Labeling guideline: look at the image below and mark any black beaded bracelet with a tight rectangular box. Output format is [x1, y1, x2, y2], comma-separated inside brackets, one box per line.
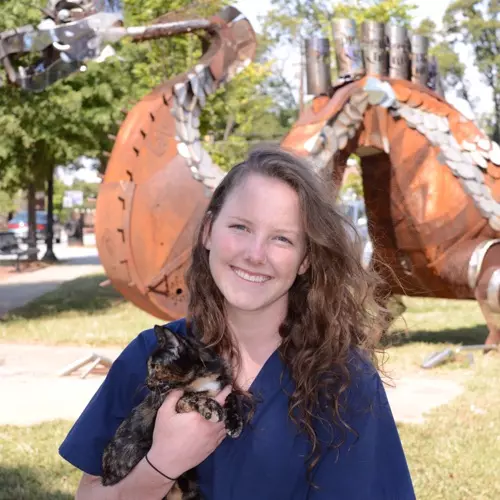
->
[145, 454, 178, 482]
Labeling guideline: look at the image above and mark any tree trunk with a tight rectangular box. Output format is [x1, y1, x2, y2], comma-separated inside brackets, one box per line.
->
[27, 183, 37, 261]
[42, 166, 57, 262]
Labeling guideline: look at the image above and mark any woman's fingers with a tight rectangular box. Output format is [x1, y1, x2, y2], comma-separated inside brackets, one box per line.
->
[159, 389, 184, 416]
[214, 385, 233, 405]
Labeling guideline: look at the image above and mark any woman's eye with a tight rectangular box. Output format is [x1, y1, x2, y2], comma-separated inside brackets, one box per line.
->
[275, 235, 292, 244]
[229, 224, 247, 231]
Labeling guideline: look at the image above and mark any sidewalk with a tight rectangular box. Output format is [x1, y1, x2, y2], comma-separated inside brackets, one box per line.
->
[0, 342, 465, 426]
[0, 246, 103, 317]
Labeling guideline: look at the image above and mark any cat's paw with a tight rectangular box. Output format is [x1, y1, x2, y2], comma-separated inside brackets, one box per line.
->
[223, 392, 244, 438]
[196, 398, 224, 423]
[200, 405, 224, 423]
[225, 414, 244, 438]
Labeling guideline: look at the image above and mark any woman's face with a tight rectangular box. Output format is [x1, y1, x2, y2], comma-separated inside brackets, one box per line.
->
[204, 173, 309, 315]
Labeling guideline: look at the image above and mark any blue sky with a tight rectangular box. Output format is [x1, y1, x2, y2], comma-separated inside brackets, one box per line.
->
[235, 0, 490, 120]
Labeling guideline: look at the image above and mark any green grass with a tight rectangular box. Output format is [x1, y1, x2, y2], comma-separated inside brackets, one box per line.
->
[0, 278, 499, 498]
[0, 273, 157, 346]
[0, 421, 79, 500]
[399, 353, 500, 500]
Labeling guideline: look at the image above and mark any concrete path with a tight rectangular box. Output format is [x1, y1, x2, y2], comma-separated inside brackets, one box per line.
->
[0, 342, 465, 427]
[0, 245, 103, 317]
[384, 374, 464, 424]
[0, 343, 121, 426]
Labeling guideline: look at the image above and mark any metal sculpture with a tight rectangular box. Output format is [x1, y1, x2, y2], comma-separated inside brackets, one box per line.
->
[2, 5, 500, 347]
[95, 6, 256, 319]
[282, 27, 500, 347]
[1, 1, 256, 320]
[0, 1, 124, 91]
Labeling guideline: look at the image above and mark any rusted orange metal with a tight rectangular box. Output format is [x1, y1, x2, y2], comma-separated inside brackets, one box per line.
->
[281, 76, 500, 344]
[97, 9, 500, 345]
[95, 6, 256, 319]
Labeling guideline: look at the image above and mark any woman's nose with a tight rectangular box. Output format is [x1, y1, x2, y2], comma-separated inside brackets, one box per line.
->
[244, 235, 267, 264]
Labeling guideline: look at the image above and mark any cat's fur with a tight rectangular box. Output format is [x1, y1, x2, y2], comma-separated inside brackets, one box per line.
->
[101, 324, 243, 499]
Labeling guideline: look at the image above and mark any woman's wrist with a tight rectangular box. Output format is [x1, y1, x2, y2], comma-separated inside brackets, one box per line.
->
[113, 457, 174, 500]
[147, 445, 186, 481]
[145, 454, 178, 481]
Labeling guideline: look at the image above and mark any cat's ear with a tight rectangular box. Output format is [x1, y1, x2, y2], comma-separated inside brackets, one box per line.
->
[154, 325, 182, 354]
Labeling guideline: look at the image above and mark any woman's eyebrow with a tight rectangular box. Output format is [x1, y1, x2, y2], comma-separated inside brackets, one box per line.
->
[227, 216, 300, 235]
[227, 215, 253, 225]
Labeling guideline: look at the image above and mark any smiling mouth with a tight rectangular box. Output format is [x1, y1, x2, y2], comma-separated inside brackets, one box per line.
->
[231, 266, 272, 283]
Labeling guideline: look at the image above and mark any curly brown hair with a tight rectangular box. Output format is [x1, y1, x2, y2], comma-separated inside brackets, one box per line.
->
[186, 146, 389, 471]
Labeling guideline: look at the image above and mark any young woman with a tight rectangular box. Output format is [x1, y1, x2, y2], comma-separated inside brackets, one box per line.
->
[60, 147, 415, 499]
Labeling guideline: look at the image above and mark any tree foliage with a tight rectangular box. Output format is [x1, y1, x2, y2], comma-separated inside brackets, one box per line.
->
[0, 0, 134, 191]
[442, 0, 500, 141]
[0, 0, 285, 192]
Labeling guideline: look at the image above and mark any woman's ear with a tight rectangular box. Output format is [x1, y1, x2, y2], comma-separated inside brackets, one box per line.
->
[298, 254, 310, 275]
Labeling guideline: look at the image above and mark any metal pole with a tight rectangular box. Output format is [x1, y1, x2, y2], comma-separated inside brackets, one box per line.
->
[304, 37, 332, 96]
[331, 19, 365, 81]
[387, 25, 410, 80]
[411, 34, 429, 86]
[361, 21, 388, 76]
[43, 165, 57, 262]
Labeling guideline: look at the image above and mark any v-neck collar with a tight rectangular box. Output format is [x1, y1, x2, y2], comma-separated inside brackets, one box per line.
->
[246, 348, 293, 423]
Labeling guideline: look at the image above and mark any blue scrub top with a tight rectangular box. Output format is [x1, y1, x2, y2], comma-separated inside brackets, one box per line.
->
[59, 319, 415, 499]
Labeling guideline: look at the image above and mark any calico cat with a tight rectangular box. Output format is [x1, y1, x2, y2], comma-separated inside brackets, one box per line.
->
[101, 324, 243, 499]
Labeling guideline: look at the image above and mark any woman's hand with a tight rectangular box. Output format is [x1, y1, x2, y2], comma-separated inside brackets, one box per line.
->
[147, 385, 232, 479]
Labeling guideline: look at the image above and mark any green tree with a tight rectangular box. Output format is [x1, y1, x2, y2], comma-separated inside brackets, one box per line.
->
[0, 0, 280, 184]
[202, 61, 290, 170]
[442, 0, 500, 141]
[0, 0, 136, 256]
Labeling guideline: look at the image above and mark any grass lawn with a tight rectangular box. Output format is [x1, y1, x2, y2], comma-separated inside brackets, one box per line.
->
[1, 275, 499, 499]
[0, 273, 156, 346]
[0, 421, 78, 500]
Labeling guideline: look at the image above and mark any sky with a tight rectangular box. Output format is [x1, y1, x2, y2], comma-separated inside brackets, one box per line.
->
[234, 0, 491, 120]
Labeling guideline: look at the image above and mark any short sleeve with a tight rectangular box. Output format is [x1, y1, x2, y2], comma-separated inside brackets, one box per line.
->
[308, 363, 415, 500]
[58, 318, 187, 476]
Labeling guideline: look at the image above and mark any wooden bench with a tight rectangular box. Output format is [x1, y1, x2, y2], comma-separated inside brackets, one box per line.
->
[0, 231, 38, 271]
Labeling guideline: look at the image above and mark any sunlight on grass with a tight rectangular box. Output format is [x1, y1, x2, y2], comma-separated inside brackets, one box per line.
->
[0, 421, 79, 500]
[0, 274, 158, 346]
[398, 353, 500, 500]
[381, 296, 489, 375]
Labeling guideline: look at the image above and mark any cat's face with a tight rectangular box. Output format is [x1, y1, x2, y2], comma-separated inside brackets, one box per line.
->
[146, 325, 223, 390]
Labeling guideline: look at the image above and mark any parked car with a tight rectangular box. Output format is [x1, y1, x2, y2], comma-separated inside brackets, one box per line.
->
[7, 210, 62, 243]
